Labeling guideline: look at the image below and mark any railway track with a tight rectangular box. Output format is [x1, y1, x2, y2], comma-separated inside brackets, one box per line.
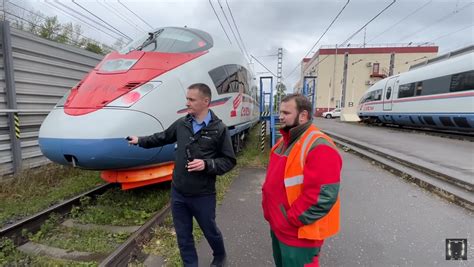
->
[0, 183, 171, 266]
[323, 130, 474, 212]
[0, 183, 114, 245]
[362, 122, 474, 142]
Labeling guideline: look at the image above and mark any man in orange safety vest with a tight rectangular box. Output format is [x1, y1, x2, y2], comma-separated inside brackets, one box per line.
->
[262, 94, 342, 267]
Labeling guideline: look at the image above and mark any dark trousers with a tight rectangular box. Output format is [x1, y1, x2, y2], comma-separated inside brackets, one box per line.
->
[171, 186, 226, 267]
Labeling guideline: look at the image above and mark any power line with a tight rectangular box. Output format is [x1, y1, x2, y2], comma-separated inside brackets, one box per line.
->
[285, 0, 351, 80]
[208, 0, 232, 44]
[366, 0, 432, 45]
[216, 0, 244, 55]
[340, 0, 396, 47]
[45, 0, 123, 41]
[7, 0, 85, 39]
[251, 55, 278, 77]
[398, 1, 473, 42]
[287, 0, 397, 82]
[97, 0, 146, 33]
[430, 24, 474, 42]
[53, 0, 123, 38]
[4, 11, 83, 47]
[117, 0, 154, 30]
[43, 0, 122, 42]
[225, 0, 251, 62]
[71, 0, 132, 41]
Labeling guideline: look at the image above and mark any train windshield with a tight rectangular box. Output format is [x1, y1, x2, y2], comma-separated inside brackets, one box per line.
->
[120, 27, 213, 54]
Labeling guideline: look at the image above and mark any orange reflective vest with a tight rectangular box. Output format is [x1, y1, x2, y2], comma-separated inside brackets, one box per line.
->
[271, 124, 340, 240]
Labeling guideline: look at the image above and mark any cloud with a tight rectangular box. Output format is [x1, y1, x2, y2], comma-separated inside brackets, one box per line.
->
[21, 0, 474, 88]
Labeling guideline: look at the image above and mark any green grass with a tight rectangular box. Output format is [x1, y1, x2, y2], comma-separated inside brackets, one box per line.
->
[0, 164, 103, 227]
[143, 126, 270, 266]
[31, 225, 129, 254]
[72, 185, 170, 226]
[0, 237, 98, 267]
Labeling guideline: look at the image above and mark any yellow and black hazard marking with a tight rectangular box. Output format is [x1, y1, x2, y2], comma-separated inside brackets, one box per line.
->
[14, 112, 20, 139]
[260, 120, 266, 152]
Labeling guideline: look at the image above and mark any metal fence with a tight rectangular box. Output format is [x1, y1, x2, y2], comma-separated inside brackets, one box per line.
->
[0, 21, 102, 179]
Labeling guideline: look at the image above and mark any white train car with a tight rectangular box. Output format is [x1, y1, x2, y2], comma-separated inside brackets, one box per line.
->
[357, 45, 474, 132]
[39, 27, 259, 189]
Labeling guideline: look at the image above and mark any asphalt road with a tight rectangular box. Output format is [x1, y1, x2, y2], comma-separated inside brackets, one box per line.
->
[196, 151, 473, 266]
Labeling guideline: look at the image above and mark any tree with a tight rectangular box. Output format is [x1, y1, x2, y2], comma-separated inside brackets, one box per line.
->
[273, 83, 287, 112]
[39, 16, 61, 40]
[85, 42, 103, 54]
[55, 22, 72, 44]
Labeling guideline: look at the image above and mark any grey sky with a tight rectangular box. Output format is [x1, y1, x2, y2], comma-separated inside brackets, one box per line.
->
[17, 0, 474, 89]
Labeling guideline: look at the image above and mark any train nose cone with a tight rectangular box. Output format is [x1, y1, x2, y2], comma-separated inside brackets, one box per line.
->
[38, 108, 174, 170]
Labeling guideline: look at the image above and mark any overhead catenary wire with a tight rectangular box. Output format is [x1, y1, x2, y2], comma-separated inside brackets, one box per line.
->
[216, 0, 244, 55]
[285, 0, 351, 80]
[215, 0, 243, 53]
[287, 0, 397, 82]
[430, 24, 474, 42]
[97, 0, 147, 34]
[365, 0, 433, 45]
[42, 0, 122, 43]
[251, 55, 278, 77]
[71, 0, 132, 41]
[398, 1, 474, 42]
[339, 0, 396, 47]
[7, 0, 86, 40]
[44, 0, 123, 41]
[54, 0, 126, 38]
[4, 11, 85, 47]
[117, 0, 154, 30]
[208, 0, 232, 44]
[225, 0, 251, 62]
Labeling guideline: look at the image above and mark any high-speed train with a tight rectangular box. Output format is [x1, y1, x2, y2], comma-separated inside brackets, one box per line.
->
[39, 27, 260, 189]
[357, 45, 474, 132]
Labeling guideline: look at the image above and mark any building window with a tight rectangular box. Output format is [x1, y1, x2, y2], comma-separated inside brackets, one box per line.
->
[372, 63, 380, 74]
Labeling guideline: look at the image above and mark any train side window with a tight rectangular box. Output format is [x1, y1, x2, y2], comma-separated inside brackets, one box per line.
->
[375, 89, 382, 100]
[415, 82, 423, 96]
[225, 65, 240, 93]
[450, 70, 474, 92]
[238, 66, 250, 95]
[209, 66, 228, 94]
[421, 75, 450, 95]
[385, 87, 392, 99]
[398, 83, 415, 98]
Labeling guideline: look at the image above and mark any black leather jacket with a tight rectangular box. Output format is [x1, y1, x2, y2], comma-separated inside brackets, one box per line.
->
[138, 110, 236, 196]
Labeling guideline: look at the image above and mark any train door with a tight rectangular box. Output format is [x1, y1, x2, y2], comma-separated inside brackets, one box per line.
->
[383, 77, 397, 111]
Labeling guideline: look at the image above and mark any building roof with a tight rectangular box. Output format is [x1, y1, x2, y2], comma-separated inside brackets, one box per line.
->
[317, 46, 438, 55]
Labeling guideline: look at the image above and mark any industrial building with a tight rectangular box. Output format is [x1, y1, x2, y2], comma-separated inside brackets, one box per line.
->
[295, 44, 439, 121]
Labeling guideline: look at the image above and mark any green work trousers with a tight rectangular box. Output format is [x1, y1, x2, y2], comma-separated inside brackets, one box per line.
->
[271, 231, 321, 267]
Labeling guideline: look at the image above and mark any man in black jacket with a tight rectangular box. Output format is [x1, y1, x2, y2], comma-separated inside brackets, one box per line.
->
[128, 83, 236, 267]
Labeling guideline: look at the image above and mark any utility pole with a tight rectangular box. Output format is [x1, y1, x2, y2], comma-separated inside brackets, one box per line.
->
[276, 47, 283, 94]
[275, 48, 284, 110]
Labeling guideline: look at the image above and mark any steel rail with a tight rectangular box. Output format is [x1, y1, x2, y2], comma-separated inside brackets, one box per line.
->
[0, 183, 114, 245]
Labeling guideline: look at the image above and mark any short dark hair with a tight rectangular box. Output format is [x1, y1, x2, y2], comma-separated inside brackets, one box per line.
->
[188, 83, 212, 100]
[281, 93, 313, 120]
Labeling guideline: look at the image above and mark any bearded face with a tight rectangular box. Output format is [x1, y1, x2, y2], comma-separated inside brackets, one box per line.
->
[281, 112, 301, 132]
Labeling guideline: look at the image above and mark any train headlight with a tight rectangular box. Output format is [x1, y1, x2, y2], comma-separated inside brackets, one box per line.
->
[106, 81, 162, 107]
[99, 59, 138, 72]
